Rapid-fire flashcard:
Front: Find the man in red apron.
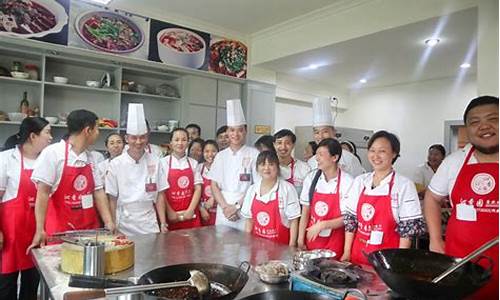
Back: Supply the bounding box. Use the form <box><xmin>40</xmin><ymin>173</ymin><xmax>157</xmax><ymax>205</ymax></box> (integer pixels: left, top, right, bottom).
<box><xmin>273</xmin><ymin>129</ymin><xmax>311</xmax><ymax>195</ymax></box>
<box><xmin>425</xmin><ymin>96</ymin><xmax>499</xmax><ymax>298</ymax></box>
<box><xmin>28</xmin><ymin>110</ymin><xmax>115</xmax><ymax>249</ymax></box>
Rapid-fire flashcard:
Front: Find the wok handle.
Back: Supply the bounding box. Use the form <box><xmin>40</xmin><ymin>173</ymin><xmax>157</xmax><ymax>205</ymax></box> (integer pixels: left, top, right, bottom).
<box><xmin>344</xmin><ymin>288</ymin><xmax>367</xmax><ymax>300</ymax></box>
<box><xmin>238</xmin><ymin>261</ymin><xmax>251</xmax><ymax>274</ymax></box>
<box><xmin>474</xmin><ymin>255</ymin><xmax>495</xmax><ymax>279</ymax></box>
<box><xmin>104</xmin><ymin>280</ymin><xmax>190</xmax><ymax>295</ymax></box>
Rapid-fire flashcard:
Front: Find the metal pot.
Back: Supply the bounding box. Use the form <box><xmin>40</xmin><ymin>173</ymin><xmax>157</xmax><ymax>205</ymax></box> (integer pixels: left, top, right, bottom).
<box><xmin>367</xmin><ymin>248</ymin><xmax>492</xmax><ymax>300</ymax></box>
<box><xmin>239</xmin><ymin>291</ymin><xmax>335</xmax><ymax>300</ymax></box>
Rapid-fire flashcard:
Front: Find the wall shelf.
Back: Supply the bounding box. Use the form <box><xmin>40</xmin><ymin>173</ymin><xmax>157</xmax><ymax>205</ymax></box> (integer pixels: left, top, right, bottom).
<box><xmin>0</xmin><ymin>76</ymin><xmax>42</xmax><ymax>85</ymax></box>
<box><xmin>45</xmin><ymin>82</ymin><xmax>119</xmax><ymax>94</ymax></box>
<box><xmin>121</xmin><ymin>91</ymin><xmax>180</xmax><ymax>102</ymax></box>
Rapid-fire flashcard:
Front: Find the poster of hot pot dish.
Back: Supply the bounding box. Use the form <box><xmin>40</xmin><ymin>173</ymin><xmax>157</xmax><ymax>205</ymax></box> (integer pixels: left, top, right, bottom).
<box><xmin>68</xmin><ymin>0</ymin><xmax>150</xmax><ymax>60</ymax></box>
<box><xmin>0</xmin><ymin>0</ymin><xmax>70</xmax><ymax>45</ymax></box>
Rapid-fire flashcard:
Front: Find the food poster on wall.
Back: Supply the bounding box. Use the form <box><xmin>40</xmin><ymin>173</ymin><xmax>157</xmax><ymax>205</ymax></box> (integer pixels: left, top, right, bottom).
<box><xmin>0</xmin><ymin>0</ymin><xmax>70</xmax><ymax>45</ymax></box>
<box><xmin>68</xmin><ymin>0</ymin><xmax>150</xmax><ymax>60</ymax></box>
<box><xmin>209</xmin><ymin>36</ymin><xmax>247</xmax><ymax>78</ymax></box>
<box><xmin>148</xmin><ymin>19</ymin><xmax>210</xmax><ymax>71</ymax></box>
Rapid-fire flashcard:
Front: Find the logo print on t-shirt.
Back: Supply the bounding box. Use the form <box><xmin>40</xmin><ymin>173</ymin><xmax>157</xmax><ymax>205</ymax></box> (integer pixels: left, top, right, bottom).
<box><xmin>361</xmin><ymin>203</ymin><xmax>375</xmax><ymax>221</ymax></box>
<box><xmin>257</xmin><ymin>211</ymin><xmax>270</xmax><ymax>226</ymax></box>
<box><xmin>471</xmin><ymin>173</ymin><xmax>495</xmax><ymax>196</ymax></box>
<box><xmin>314</xmin><ymin>201</ymin><xmax>329</xmax><ymax>217</ymax></box>
<box><xmin>73</xmin><ymin>175</ymin><xmax>88</xmax><ymax>192</ymax></box>
<box><xmin>178</xmin><ymin>176</ymin><xmax>190</xmax><ymax>189</ymax></box>
<box><xmin>204</xmin><ymin>185</ymin><xmax>212</xmax><ymax>197</ymax></box>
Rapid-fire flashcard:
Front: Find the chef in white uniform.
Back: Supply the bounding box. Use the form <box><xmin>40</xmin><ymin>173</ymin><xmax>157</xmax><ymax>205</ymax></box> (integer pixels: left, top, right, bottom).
<box><xmin>105</xmin><ymin>104</ymin><xmax>167</xmax><ymax>235</ymax></box>
<box><xmin>307</xmin><ymin>98</ymin><xmax>364</xmax><ymax>177</ymax></box>
<box><xmin>208</xmin><ymin>99</ymin><xmax>260</xmax><ymax>230</ymax></box>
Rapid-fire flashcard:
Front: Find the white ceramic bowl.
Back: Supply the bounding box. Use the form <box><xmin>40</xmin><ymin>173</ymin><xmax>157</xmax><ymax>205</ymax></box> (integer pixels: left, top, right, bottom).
<box><xmin>8</xmin><ymin>113</ymin><xmax>26</xmax><ymax>122</ymax></box>
<box><xmin>86</xmin><ymin>80</ymin><xmax>100</xmax><ymax>88</ymax></box>
<box><xmin>157</xmin><ymin>125</ymin><xmax>168</xmax><ymax>132</ymax></box>
<box><xmin>54</xmin><ymin>76</ymin><xmax>69</xmax><ymax>84</ymax></box>
<box><xmin>11</xmin><ymin>72</ymin><xmax>30</xmax><ymax>79</ymax></box>
<box><xmin>157</xmin><ymin>28</ymin><xmax>206</xmax><ymax>69</ymax></box>
<box><xmin>45</xmin><ymin>117</ymin><xmax>58</xmax><ymax>124</ymax></box>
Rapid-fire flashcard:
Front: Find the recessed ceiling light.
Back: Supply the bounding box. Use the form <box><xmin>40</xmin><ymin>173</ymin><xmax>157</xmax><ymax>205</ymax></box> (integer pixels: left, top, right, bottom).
<box><xmin>359</xmin><ymin>78</ymin><xmax>367</xmax><ymax>83</ymax></box>
<box><xmin>424</xmin><ymin>38</ymin><xmax>440</xmax><ymax>47</ymax></box>
<box><xmin>460</xmin><ymin>63</ymin><xmax>471</xmax><ymax>69</ymax></box>
<box><xmin>89</xmin><ymin>0</ymin><xmax>112</xmax><ymax>4</ymax></box>
<box><xmin>308</xmin><ymin>64</ymin><xmax>319</xmax><ymax>70</ymax></box>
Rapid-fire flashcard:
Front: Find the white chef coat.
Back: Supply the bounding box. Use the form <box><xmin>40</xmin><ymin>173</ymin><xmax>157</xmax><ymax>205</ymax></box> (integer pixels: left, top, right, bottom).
<box><xmin>279</xmin><ymin>158</ymin><xmax>311</xmax><ymax>195</ymax></box>
<box><xmin>105</xmin><ymin>150</ymin><xmax>165</xmax><ymax>235</ymax></box>
<box><xmin>207</xmin><ymin>145</ymin><xmax>260</xmax><ymax>230</ymax></box>
<box><xmin>240</xmin><ymin>179</ymin><xmax>301</xmax><ymax>227</ymax></box>
<box><xmin>124</xmin><ymin>143</ymin><xmax>164</xmax><ymax>159</ymax></box>
<box><xmin>413</xmin><ymin>163</ymin><xmax>435</xmax><ymax>188</ymax></box>
<box><xmin>299</xmin><ymin>169</ymin><xmax>354</xmax><ymax>215</ymax></box>
<box><xmin>428</xmin><ymin>144</ymin><xmax>479</xmax><ymax>200</ymax></box>
<box><xmin>97</xmin><ymin>158</ymin><xmax>111</xmax><ymax>185</ymax></box>
<box><xmin>345</xmin><ymin>171</ymin><xmax>422</xmax><ymax>222</ymax></box>
<box><xmin>0</xmin><ymin>147</ymin><xmax>36</xmax><ymax>202</ymax></box>
<box><xmin>91</xmin><ymin>150</ymin><xmax>105</xmax><ymax>164</ymax></box>
<box><xmin>31</xmin><ymin>140</ymin><xmax>103</xmax><ymax>192</ymax></box>
<box><xmin>307</xmin><ymin>149</ymin><xmax>365</xmax><ymax>177</ymax></box>
<box><xmin>159</xmin><ymin>154</ymin><xmax>203</xmax><ymax>186</ymax></box>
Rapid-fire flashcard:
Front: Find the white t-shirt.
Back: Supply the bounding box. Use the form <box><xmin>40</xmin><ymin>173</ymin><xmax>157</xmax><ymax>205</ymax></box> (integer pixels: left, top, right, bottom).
<box><xmin>279</xmin><ymin>158</ymin><xmax>311</xmax><ymax>194</ymax></box>
<box><xmin>196</xmin><ymin>163</ymin><xmax>210</xmax><ymax>180</ymax></box>
<box><xmin>308</xmin><ymin>149</ymin><xmax>365</xmax><ymax>177</ymax></box>
<box><xmin>428</xmin><ymin>144</ymin><xmax>479</xmax><ymax>200</ymax></box>
<box><xmin>105</xmin><ymin>151</ymin><xmax>165</xmax><ymax>203</ymax></box>
<box><xmin>0</xmin><ymin>147</ymin><xmax>36</xmax><ymax>202</ymax></box>
<box><xmin>240</xmin><ymin>179</ymin><xmax>301</xmax><ymax>227</ymax></box>
<box><xmin>207</xmin><ymin>145</ymin><xmax>260</xmax><ymax>194</ymax></box>
<box><xmin>31</xmin><ymin>140</ymin><xmax>103</xmax><ymax>192</ymax></box>
<box><xmin>345</xmin><ymin>171</ymin><xmax>422</xmax><ymax>222</ymax></box>
<box><xmin>159</xmin><ymin>155</ymin><xmax>203</xmax><ymax>188</ymax></box>
<box><xmin>97</xmin><ymin>158</ymin><xmax>110</xmax><ymax>185</ymax></box>
<box><xmin>91</xmin><ymin>150</ymin><xmax>106</xmax><ymax>164</ymax></box>
<box><xmin>413</xmin><ymin>163</ymin><xmax>435</xmax><ymax>188</ymax></box>
<box><xmin>299</xmin><ymin>169</ymin><xmax>354</xmax><ymax>215</ymax></box>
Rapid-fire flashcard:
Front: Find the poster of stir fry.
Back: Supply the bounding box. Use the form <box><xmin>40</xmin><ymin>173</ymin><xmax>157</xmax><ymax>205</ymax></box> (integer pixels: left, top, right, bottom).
<box><xmin>209</xmin><ymin>35</ymin><xmax>248</xmax><ymax>78</ymax></box>
<box><xmin>148</xmin><ymin>19</ymin><xmax>210</xmax><ymax>71</ymax></box>
<box><xmin>0</xmin><ymin>0</ymin><xmax>70</xmax><ymax>45</ymax></box>
<box><xmin>68</xmin><ymin>0</ymin><xmax>150</xmax><ymax>60</ymax></box>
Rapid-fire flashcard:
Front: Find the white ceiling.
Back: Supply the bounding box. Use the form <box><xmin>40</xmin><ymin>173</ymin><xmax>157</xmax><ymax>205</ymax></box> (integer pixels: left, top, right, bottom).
<box><xmin>112</xmin><ymin>0</ymin><xmax>337</xmax><ymax>35</ymax></box>
<box><xmin>258</xmin><ymin>8</ymin><xmax>478</xmax><ymax>90</ymax></box>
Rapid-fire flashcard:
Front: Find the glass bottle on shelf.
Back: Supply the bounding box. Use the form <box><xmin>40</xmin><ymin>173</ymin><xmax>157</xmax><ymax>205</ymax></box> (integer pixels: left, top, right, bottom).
<box><xmin>20</xmin><ymin>91</ymin><xmax>29</xmax><ymax>115</ymax></box>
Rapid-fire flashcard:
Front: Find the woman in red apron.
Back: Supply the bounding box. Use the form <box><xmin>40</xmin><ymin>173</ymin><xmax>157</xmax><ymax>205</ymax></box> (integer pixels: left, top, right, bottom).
<box><xmin>242</xmin><ymin>151</ymin><xmax>300</xmax><ymax>246</ymax></box>
<box><xmin>298</xmin><ymin>138</ymin><xmax>350</xmax><ymax>256</ymax></box>
<box><xmin>342</xmin><ymin>131</ymin><xmax>425</xmax><ymax>265</ymax></box>
<box><xmin>164</xmin><ymin>128</ymin><xmax>201</xmax><ymax>230</ymax></box>
<box><xmin>198</xmin><ymin>140</ymin><xmax>219</xmax><ymax>226</ymax></box>
<box><xmin>0</xmin><ymin>117</ymin><xmax>52</xmax><ymax>300</ymax></box>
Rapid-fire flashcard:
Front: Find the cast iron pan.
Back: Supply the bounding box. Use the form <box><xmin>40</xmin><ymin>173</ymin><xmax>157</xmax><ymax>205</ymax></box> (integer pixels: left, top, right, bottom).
<box><xmin>367</xmin><ymin>248</ymin><xmax>492</xmax><ymax>300</ymax></box>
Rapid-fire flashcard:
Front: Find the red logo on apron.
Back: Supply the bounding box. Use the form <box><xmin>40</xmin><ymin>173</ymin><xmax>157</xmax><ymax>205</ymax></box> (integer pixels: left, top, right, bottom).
<box><xmin>471</xmin><ymin>173</ymin><xmax>495</xmax><ymax>195</ymax></box>
<box><xmin>73</xmin><ymin>174</ymin><xmax>88</xmax><ymax>191</ymax></box>
<box><xmin>256</xmin><ymin>211</ymin><xmax>271</xmax><ymax>226</ymax></box>
<box><xmin>177</xmin><ymin>175</ymin><xmax>190</xmax><ymax>189</ymax></box>
<box><xmin>313</xmin><ymin>201</ymin><xmax>329</xmax><ymax>217</ymax></box>
<box><xmin>361</xmin><ymin>203</ymin><xmax>375</xmax><ymax>221</ymax></box>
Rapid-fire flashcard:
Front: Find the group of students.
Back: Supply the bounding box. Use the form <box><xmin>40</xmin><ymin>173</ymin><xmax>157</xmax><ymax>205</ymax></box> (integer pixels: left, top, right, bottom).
<box><xmin>0</xmin><ymin>96</ymin><xmax>498</xmax><ymax>299</ymax></box>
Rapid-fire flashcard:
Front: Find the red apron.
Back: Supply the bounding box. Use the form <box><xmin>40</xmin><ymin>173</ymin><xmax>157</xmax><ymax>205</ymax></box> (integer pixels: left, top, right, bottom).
<box><xmin>351</xmin><ymin>172</ymin><xmax>399</xmax><ymax>265</ymax></box>
<box><xmin>200</xmin><ymin>164</ymin><xmax>216</xmax><ymax>226</ymax></box>
<box><xmin>306</xmin><ymin>170</ymin><xmax>344</xmax><ymax>257</ymax></box>
<box><xmin>286</xmin><ymin>159</ymin><xmax>295</xmax><ymax>185</ymax></box>
<box><xmin>45</xmin><ymin>142</ymin><xmax>99</xmax><ymax>236</ymax></box>
<box><xmin>251</xmin><ymin>186</ymin><xmax>290</xmax><ymax>244</ymax></box>
<box><xmin>165</xmin><ymin>156</ymin><xmax>201</xmax><ymax>230</ymax></box>
<box><xmin>0</xmin><ymin>149</ymin><xmax>37</xmax><ymax>273</ymax></box>
<box><xmin>445</xmin><ymin>147</ymin><xmax>498</xmax><ymax>299</ymax></box>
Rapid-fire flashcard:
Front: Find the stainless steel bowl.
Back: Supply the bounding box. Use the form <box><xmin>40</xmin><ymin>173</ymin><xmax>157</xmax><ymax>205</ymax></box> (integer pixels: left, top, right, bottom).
<box><xmin>254</xmin><ymin>261</ymin><xmax>290</xmax><ymax>284</ymax></box>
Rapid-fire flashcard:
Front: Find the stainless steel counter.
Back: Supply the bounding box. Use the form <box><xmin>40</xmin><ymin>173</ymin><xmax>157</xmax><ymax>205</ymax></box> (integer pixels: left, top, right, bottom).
<box><xmin>32</xmin><ymin>226</ymin><xmax>295</xmax><ymax>300</ymax></box>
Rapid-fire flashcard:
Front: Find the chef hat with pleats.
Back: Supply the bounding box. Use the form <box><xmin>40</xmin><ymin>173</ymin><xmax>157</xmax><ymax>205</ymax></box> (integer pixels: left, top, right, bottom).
<box><xmin>126</xmin><ymin>103</ymin><xmax>147</xmax><ymax>135</ymax></box>
<box><xmin>226</xmin><ymin>99</ymin><xmax>246</xmax><ymax>126</ymax></box>
<box><xmin>312</xmin><ymin>97</ymin><xmax>334</xmax><ymax>127</ymax></box>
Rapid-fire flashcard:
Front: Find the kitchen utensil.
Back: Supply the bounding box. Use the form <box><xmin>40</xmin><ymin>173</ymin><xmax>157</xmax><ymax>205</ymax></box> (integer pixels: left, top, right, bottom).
<box><xmin>367</xmin><ymin>248</ymin><xmax>493</xmax><ymax>299</ymax></box>
<box><xmin>53</xmin><ymin>76</ymin><xmax>69</xmax><ymax>84</ymax></box>
<box><xmin>83</xmin><ymin>241</ymin><xmax>106</xmax><ymax>277</ymax></box>
<box><xmin>293</xmin><ymin>249</ymin><xmax>336</xmax><ymax>271</ymax></box>
<box><xmin>10</xmin><ymin>71</ymin><xmax>30</xmax><ymax>79</ymax></box>
<box><xmin>432</xmin><ymin>236</ymin><xmax>499</xmax><ymax>283</ymax></box>
<box><xmin>105</xmin><ymin>270</ymin><xmax>209</xmax><ymax>296</ymax></box>
<box><xmin>239</xmin><ymin>291</ymin><xmax>336</xmax><ymax>300</ymax></box>
<box><xmin>86</xmin><ymin>80</ymin><xmax>101</xmax><ymax>88</ymax></box>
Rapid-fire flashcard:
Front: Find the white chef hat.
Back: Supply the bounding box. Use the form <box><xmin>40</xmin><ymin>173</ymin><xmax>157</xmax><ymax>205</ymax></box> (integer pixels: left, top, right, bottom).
<box><xmin>312</xmin><ymin>97</ymin><xmax>334</xmax><ymax>127</ymax></box>
<box><xmin>226</xmin><ymin>99</ymin><xmax>246</xmax><ymax>126</ymax></box>
<box><xmin>126</xmin><ymin>103</ymin><xmax>147</xmax><ymax>135</ymax></box>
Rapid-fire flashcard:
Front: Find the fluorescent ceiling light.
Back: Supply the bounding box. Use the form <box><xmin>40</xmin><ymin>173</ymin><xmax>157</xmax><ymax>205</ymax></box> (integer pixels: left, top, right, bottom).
<box><xmin>424</xmin><ymin>38</ymin><xmax>440</xmax><ymax>47</ymax></box>
<box><xmin>359</xmin><ymin>78</ymin><xmax>367</xmax><ymax>83</ymax></box>
<box><xmin>460</xmin><ymin>63</ymin><xmax>471</xmax><ymax>69</ymax></box>
<box><xmin>308</xmin><ymin>64</ymin><xmax>319</xmax><ymax>70</ymax></box>
<box><xmin>88</xmin><ymin>0</ymin><xmax>113</xmax><ymax>4</ymax></box>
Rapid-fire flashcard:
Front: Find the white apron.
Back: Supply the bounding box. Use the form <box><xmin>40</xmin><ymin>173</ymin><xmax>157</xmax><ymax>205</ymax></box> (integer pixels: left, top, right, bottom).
<box><xmin>215</xmin><ymin>191</ymin><xmax>245</xmax><ymax>231</ymax></box>
<box><xmin>116</xmin><ymin>201</ymin><xmax>159</xmax><ymax>236</ymax></box>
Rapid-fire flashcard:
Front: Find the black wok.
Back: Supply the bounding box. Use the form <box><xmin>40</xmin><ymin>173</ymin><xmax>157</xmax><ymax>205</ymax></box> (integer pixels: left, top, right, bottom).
<box><xmin>138</xmin><ymin>262</ymin><xmax>250</xmax><ymax>300</ymax></box>
<box><xmin>367</xmin><ymin>248</ymin><xmax>492</xmax><ymax>300</ymax></box>
<box><xmin>239</xmin><ymin>291</ymin><xmax>335</xmax><ymax>300</ymax></box>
